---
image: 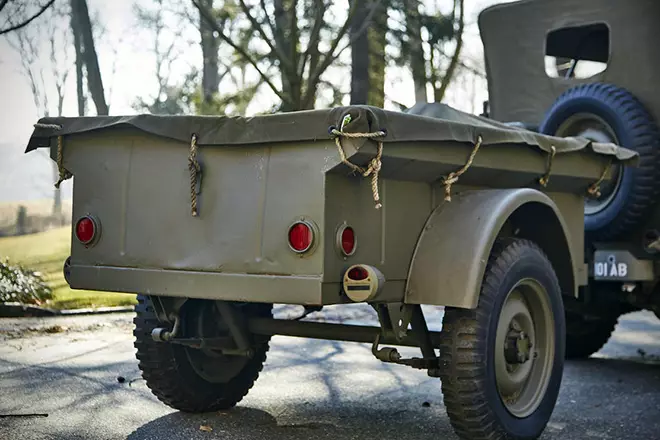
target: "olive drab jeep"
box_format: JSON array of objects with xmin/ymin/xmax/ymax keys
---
[
  {"xmin": 24, "ymin": 4, "xmax": 643, "ymax": 440},
  {"xmin": 479, "ymin": 0, "xmax": 660, "ymax": 359}
]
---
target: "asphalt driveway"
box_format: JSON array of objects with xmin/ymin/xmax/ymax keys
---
[{"xmin": 1, "ymin": 306, "xmax": 659, "ymax": 440}]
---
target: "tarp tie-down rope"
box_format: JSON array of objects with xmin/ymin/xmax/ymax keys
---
[
  {"xmin": 538, "ymin": 145, "xmax": 556, "ymax": 187},
  {"xmin": 189, "ymin": 133, "xmax": 202, "ymax": 217},
  {"xmin": 34, "ymin": 123, "xmax": 72, "ymax": 188},
  {"xmin": 331, "ymin": 115, "xmax": 387, "ymax": 209},
  {"xmin": 587, "ymin": 159, "xmax": 613, "ymax": 198},
  {"xmin": 441, "ymin": 135, "xmax": 483, "ymax": 202}
]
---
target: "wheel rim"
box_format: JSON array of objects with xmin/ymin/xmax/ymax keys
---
[
  {"xmin": 183, "ymin": 302, "xmax": 250, "ymax": 383},
  {"xmin": 554, "ymin": 113, "xmax": 623, "ymax": 215},
  {"xmin": 495, "ymin": 279, "xmax": 555, "ymax": 418}
]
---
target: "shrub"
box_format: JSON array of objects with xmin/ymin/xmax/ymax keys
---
[{"xmin": 0, "ymin": 259, "xmax": 53, "ymax": 305}]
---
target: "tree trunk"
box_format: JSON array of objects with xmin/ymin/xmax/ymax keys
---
[
  {"xmin": 274, "ymin": 0, "xmax": 300, "ymax": 111},
  {"xmin": 404, "ymin": 0, "xmax": 426, "ymax": 103},
  {"xmin": 367, "ymin": 0, "xmax": 386, "ymax": 108},
  {"xmin": 71, "ymin": 0, "xmax": 107, "ymax": 115},
  {"xmin": 70, "ymin": 2, "xmax": 85, "ymax": 117},
  {"xmin": 350, "ymin": 0, "xmax": 369, "ymax": 104},
  {"xmin": 198, "ymin": 0, "xmax": 219, "ymax": 109},
  {"xmin": 350, "ymin": 1, "xmax": 387, "ymax": 107}
]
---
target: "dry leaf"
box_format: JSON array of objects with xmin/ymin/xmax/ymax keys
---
[{"xmin": 199, "ymin": 425, "xmax": 213, "ymax": 432}]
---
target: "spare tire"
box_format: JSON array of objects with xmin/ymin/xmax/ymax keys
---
[{"xmin": 539, "ymin": 83, "xmax": 660, "ymax": 241}]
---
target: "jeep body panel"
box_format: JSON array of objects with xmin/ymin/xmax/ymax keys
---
[{"xmin": 479, "ymin": 0, "xmax": 660, "ymax": 126}]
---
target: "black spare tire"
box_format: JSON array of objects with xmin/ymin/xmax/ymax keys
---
[{"xmin": 539, "ymin": 83, "xmax": 660, "ymax": 241}]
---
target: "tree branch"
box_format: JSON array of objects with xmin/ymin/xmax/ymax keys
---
[
  {"xmin": 192, "ymin": 0, "xmax": 290, "ymax": 105},
  {"xmin": 259, "ymin": 0, "xmax": 277, "ymax": 38},
  {"xmin": 237, "ymin": 0, "xmax": 294, "ymax": 74},
  {"xmin": 299, "ymin": 0, "xmax": 324, "ymax": 77},
  {"xmin": 434, "ymin": 0, "xmax": 465, "ymax": 102},
  {"xmin": 0, "ymin": 0, "xmax": 56, "ymax": 35},
  {"xmin": 303, "ymin": 0, "xmax": 380, "ymax": 107}
]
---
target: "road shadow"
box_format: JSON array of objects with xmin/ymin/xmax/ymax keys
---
[
  {"xmin": 124, "ymin": 354, "xmax": 660, "ymax": 440},
  {"xmin": 126, "ymin": 403, "xmax": 457, "ymax": 440}
]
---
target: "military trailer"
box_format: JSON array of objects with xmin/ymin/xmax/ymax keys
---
[
  {"xmin": 479, "ymin": 0, "xmax": 660, "ymax": 359},
  {"xmin": 28, "ymin": 102, "xmax": 635, "ymax": 440}
]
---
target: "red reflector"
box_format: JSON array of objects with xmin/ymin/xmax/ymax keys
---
[
  {"xmin": 75, "ymin": 217, "xmax": 95, "ymax": 244},
  {"xmin": 347, "ymin": 266, "xmax": 369, "ymax": 281},
  {"xmin": 341, "ymin": 226, "xmax": 356, "ymax": 255},
  {"xmin": 289, "ymin": 222, "xmax": 313, "ymax": 252}
]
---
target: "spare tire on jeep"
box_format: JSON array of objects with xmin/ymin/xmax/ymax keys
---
[{"xmin": 539, "ymin": 83, "xmax": 660, "ymax": 241}]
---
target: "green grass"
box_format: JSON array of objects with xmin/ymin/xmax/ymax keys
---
[{"xmin": 0, "ymin": 226, "xmax": 136, "ymax": 309}]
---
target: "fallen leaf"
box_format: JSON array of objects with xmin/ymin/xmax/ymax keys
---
[
  {"xmin": 44, "ymin": 325, "xmax": 65, "ymax": 334},
  {"xmin": 199, "ymin": 425, "xmax": 213, "ymax": 432}
]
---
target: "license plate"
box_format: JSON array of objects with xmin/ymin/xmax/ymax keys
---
[{"xmin": 593, "ymin": 253, "xmax": 628, "ymax": 279}]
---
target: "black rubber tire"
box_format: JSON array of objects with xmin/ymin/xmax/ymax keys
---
[
  {"xmin": 133, "ymin": 295, "xmax": 271, "ymax": 412},
  {"xmin": 539, "ymin": 83, "xmax": 660, "ymax": 241},
  {"xmin": 565, "ymin": 312, "xmax": 618, "ymax": 359},
  {"xmin": 439, "ymin": 239, "xmax": 565, "ymax": 440}
]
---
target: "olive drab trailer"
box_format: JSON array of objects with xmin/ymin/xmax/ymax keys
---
[
  {"xmin": 479, "ymin": 0, "xmax": 660, "ymax": 360},
  {"xmin": 28, "ymin": 102, "xmax": 636, "ymax": 440}
]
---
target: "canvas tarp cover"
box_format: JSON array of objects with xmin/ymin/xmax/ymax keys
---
[
  {"xmin": 479, "ymin": 0, "xmax": 660, "ymax": 125},
  {"xmin": 27, "ymin": 103, "xmax": 636, "ymax": 164}
]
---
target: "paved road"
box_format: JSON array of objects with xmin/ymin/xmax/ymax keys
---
[{"xmin": 1, "ymin": 306, "xmax": 659, "ymax": 440}]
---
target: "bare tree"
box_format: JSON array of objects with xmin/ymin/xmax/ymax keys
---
[
  {"xmin": 193, "ymin": 0, "xmax": 372, "ymax": 111},
  {"xmin": 0, "ymin": 0, "xmax": 56, "ymax": 35},
  {"xmin": 70, "ymin": 0, "xmax": 108, "ymax": 115},
  {"xmin": 5, "ymin": 3, "xmax": 73, "ymax": 216}
]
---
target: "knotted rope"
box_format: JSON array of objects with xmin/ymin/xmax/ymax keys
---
[
  {"xmin": 188, "ymin": 133, "xmax": 202, "ymax": 217},
  {"xmin": 587, "ymin": 159, "xmax": 613, "ymax": 198},
  {"xmin": 441, "ymin": 135, "xmax": 483, "ymax": 202},
  {"xmin": 34, "ymin": 123, "xmax": 72, "ymax": 188},
  {"xmin": 538, "ymin": 145, "xmax": 556, "ymax": 187},
  {"xmin": 331, "ymin": 115, "xmax": 387, "ymax": 209}
]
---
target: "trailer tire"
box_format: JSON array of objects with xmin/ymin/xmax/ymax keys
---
[
  {"xmin": 133, "ymin": 295, "xmax": 271, "ymax": 412},
  {"xmin": 539, "ymin": 83, "xmax": 660, "ymax": 241},
  {"xmin": 440, "ymin": 239, "xmax": 565, "ymax": 440}
]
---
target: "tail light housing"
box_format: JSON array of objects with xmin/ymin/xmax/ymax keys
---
[
  {"xmin": 288, "ymin": 221, "xmax": 314, "ymax": 253},
  {"xmin": 75, "ymin": 215, "xmax": 99, "ymax": 246},
  {"xmin": 337, "ymin": 224, "xmax": 357, "ymax": 256}
]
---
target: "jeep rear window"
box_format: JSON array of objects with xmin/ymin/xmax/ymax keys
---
[{"xmin": 544, "ymin": 22, "xmax": 610, "ymax": 79}]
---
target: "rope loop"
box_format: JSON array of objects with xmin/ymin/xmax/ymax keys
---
[
  {"xmin": 54, "ymin": 135, "xmax": 72, "ymax": 188},
  {"xmin": 330, "ymin": 115, "xmax": 387, "ymax": 209},
  {"xmin": 538, "ymin": 145, "xmax": 556, "ymax": 187},
  {"xmin": 587, "ymin": 159, "xmax": 613, "ymax": 198},
  {"xmin": 33, "ymin": 124, "xmax": 71, "ymax": 188},
  {"xmin": 441, "ymin": 135, "xmax": 483, "ymax": 202},
  {"xmin": 34, "ymin": 123, "xmax": 63, "ymax": 130},
  {"xmin": 189, "ymin": 133, "xmax": 202, "ymax": 217}
]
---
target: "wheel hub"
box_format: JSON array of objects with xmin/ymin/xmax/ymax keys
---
[
  {"xmin": 495, "ymin": 280, "xmax": 555, "ymax": 418},
  {"xmin": 504, "ymin": 323, "xmax": 532, "ymax": 364}
]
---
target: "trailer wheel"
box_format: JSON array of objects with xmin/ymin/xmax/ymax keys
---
[
  {"xmin": 539, "ymin": 83, "xmax": 660, "ymax": 241},
  {"xmin": 440, "ymin": 239, "xmax": 565, "ymax": 440},
  {"xmin": 133, "ymin": 295, "xmax": 271, "ymax": 412}
]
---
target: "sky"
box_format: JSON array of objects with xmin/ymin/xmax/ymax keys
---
[{"xmin": 0, "ymin": 0, "xmax": 508, "ymax": 203}]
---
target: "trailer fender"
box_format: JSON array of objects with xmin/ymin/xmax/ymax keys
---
[{"xmin": 405, "ymin": 188, "xmax": 576, "ymax": 308}]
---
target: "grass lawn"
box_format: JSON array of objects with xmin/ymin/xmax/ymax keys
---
[{"xmin": 0, "ymin": 226, "xmax": 136, "ymax": 309}]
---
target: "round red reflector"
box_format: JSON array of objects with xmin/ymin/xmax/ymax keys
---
[
  {"xmin": 341, "ymin": 226, "xmax": 356, "ymax": 256},
  {"xmin": 347, "ymin": 266, "xmax": 369, "ymax": 281},
  {"xmin": 288, "ymin": 222, "xmax": 313, "ymax": 252},
  {"xmin": 76, "ymin": 217, "xmax": 95, "ymax": 244}
]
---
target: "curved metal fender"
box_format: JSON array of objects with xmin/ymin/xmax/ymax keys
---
[{"xmin": 405, "ymin": 188, "xmax": 576, "ymax": 309}]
